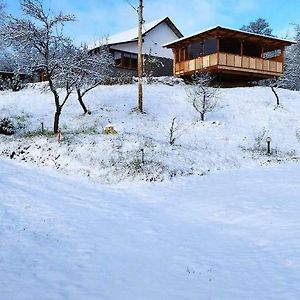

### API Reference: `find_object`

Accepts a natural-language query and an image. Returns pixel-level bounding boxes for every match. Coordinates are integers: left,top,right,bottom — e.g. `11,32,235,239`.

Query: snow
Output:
1,81,300,298
1,82,300,183
1,158,300,299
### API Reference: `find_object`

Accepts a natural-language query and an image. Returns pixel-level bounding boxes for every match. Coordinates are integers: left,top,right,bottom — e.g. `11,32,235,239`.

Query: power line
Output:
124,0,138,13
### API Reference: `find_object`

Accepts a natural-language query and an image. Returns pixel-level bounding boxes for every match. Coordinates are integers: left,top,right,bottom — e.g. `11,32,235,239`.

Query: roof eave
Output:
163,25,297,48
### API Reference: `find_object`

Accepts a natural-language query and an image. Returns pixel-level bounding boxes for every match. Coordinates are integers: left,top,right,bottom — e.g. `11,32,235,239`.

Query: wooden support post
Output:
138,0,143,113
281,47,285,72
240,40,244,67
240,40,244,56
281,47,285,62
261,46,264,59
217,38,220,64
172,50,175,75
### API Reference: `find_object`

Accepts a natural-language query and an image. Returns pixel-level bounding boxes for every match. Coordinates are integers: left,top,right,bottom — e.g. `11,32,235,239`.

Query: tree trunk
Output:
54,107,61,134
271,86,280,106
77,88,89,114
200,112,205,121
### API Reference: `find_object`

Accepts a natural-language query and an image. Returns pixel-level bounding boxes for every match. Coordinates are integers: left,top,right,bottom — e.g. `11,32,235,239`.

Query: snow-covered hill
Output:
0,82,300,182
2,82,300,299
1,158,300,300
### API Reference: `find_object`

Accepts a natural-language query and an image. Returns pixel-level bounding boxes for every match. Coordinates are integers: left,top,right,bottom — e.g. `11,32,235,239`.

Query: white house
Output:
88,17,183,76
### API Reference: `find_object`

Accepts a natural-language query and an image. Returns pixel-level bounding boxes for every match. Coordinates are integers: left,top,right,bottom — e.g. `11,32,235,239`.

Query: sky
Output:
5,0,300,44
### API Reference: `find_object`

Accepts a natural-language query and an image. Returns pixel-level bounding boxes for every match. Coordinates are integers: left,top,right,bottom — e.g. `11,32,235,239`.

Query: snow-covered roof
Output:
88,17,183,50
163,25,296,48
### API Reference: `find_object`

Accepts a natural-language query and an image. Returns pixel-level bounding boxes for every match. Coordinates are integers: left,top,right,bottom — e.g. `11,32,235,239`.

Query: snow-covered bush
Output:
0,117,15,135
0,76,9,90
105,73,134,85
254,128,267,151
8,71,23,92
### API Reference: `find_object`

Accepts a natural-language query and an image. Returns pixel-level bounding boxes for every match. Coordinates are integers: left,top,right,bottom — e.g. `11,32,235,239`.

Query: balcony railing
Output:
174,52,283,76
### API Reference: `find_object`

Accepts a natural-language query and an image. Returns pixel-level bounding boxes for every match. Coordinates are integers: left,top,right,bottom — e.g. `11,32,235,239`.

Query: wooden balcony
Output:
174,52,283,78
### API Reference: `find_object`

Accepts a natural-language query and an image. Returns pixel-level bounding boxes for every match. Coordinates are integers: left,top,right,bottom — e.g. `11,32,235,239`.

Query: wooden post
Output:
240,40,244,67
281,47,285,72
217,38,220,64
281,47,285,62
240,40,244,56
138,0,143,113
261,46,264,59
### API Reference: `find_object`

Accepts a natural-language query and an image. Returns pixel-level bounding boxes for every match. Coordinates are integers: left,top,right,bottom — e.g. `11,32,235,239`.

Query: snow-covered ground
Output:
1,82,300,182
1,158,300,300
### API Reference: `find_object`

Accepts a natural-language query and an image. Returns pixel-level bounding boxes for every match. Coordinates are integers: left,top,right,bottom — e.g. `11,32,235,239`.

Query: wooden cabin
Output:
164,26,295,82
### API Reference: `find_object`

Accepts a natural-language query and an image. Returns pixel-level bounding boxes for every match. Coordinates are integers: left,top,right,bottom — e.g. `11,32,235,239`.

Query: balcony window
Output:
219,38,240,55
187,41,203,59
203,38,218,55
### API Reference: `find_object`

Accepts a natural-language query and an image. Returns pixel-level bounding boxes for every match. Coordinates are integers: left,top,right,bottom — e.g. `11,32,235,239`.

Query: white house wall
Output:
110,22,178,59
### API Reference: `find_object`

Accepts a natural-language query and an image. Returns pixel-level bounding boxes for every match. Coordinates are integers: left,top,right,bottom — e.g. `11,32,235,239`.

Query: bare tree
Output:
143,52,163,84
168,117,185,145
186,73,219,121
2,0,76,133
268,77,281,107
70,45,114,114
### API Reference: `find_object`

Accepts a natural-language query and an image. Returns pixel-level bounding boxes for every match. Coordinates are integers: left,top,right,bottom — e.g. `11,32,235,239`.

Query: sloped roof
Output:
89,16,183,50
163,25,296,49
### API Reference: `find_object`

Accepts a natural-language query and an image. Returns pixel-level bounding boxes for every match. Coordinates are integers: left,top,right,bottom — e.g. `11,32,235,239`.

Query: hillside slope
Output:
1,158,300,300
0,82,300,182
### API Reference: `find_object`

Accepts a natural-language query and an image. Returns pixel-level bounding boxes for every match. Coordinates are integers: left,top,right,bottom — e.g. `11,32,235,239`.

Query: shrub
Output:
0,117,15,135
0,76,9,91
9,71,23,92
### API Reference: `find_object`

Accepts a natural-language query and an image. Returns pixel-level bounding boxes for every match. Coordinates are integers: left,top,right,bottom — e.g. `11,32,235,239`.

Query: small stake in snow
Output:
41,122,44,134
266,136,272,155
140,148,145,164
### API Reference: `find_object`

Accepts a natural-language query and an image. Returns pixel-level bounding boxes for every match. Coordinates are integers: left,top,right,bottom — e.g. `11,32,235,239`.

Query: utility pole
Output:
138,0,143,113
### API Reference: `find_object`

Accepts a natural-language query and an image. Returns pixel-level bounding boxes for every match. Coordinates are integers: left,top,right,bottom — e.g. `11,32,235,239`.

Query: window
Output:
113,51,138,70
187,41,203,59
243,41,261,57
185,38,218,60
203,38,218,55
219,38,240,55
114,51,122,66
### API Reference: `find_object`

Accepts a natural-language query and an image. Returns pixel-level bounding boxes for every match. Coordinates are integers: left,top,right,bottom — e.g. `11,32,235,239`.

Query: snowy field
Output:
1,158,300,300
0,82,300,182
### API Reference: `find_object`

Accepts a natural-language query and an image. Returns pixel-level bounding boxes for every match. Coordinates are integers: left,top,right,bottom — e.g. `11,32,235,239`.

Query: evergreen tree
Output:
240,18,273,36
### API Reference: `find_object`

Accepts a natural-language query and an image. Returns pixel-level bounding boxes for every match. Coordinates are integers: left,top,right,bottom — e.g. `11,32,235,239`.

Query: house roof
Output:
163,25,296,49
88,16,183,50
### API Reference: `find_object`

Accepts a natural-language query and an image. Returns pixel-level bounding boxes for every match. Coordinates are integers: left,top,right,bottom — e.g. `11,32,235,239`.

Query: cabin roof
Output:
88,16,183,50
163,25,296,49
